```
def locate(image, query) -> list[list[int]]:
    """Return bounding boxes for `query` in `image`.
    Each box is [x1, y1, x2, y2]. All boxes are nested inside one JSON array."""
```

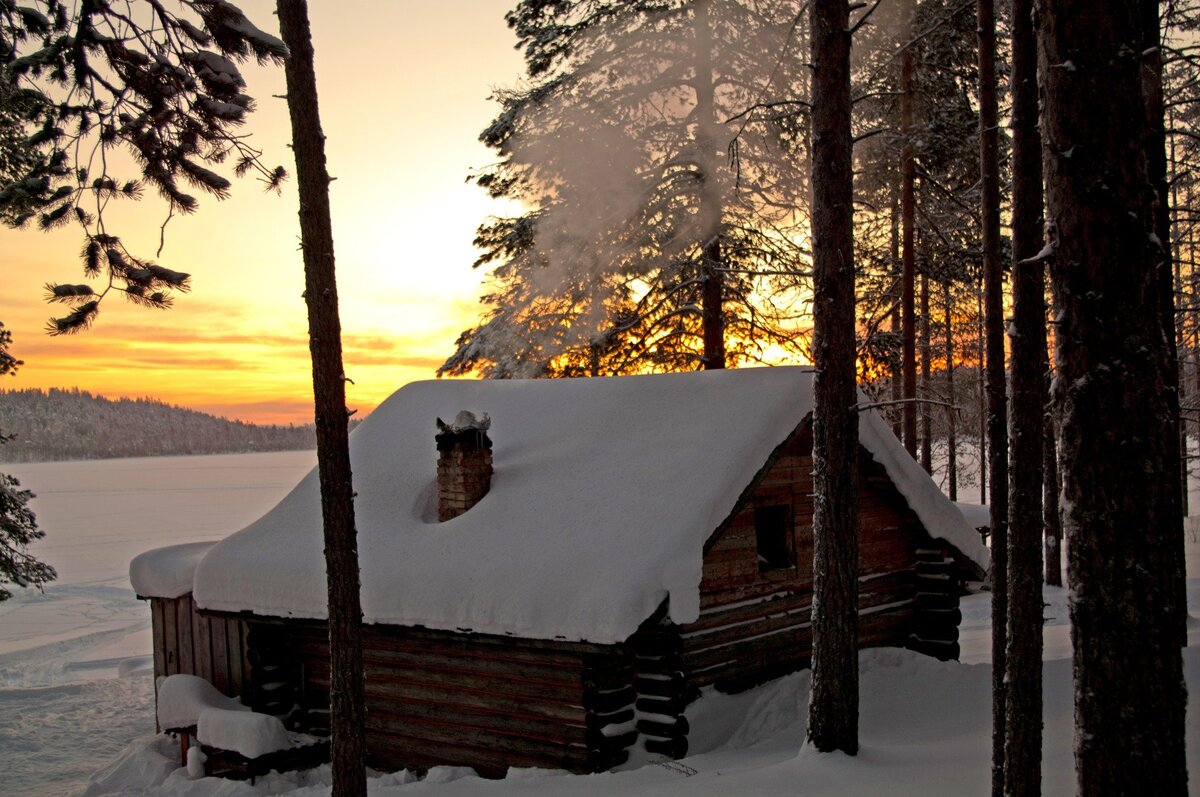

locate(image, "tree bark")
[[1004, 0, 1044, 791], [920, 272, 932, 473], [976, 1, 1008, 794], [694, 0, 725, 370], [1139, 0, 1187, 648], [276, 3, 366, 795], [891, 184, 903, 438], [945, 281, 957, 501], [978, 281, 986, 505], [1043, 354, 1062, 588], [1039, 1, 1189, 792], [806, 0, 858, 756], [901, 0, 918, 457]]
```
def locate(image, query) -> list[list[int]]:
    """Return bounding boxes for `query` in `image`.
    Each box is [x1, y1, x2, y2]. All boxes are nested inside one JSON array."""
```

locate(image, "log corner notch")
[[630, 616, 692, 760], [907, 542, 963, 661], [582, 648, 637, 771]]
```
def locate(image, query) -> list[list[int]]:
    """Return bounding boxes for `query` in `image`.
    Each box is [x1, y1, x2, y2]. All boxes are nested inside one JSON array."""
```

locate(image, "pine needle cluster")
[[0, 0, 288, 332]]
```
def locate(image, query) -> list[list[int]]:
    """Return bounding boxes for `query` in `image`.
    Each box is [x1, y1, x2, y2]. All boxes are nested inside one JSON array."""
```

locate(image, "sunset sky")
[[1, 1, 523, 424]]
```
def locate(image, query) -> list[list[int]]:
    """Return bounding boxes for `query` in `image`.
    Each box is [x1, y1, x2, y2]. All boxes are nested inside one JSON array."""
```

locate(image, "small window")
[[755, 504, 793, 572]]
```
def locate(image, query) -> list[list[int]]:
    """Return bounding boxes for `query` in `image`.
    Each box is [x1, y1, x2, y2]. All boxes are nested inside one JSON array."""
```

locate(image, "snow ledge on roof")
[[130, 541, 217, 599]]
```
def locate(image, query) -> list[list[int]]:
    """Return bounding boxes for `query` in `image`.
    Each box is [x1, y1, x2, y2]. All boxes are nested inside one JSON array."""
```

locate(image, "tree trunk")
[[276, 3, 367, 795], [1004, 0, 1044, 791], [1140, 0, 1187, 648], [694, 0, 725, 370], [1192, 180, 1199, 474], [806, 0, 858, 756], [1042, 377, 1062, 588], [901, 0, 918, 457], [945, 281, 957, 501], [891, 185, 903, 438], [1179, 124, 1197, 515], [920, 272, 932, 473], [1039, 1, 1188, 793], [978, 281, 986, 505], [1178, 208, 1190, 515], [976, 1, 1008, 794]]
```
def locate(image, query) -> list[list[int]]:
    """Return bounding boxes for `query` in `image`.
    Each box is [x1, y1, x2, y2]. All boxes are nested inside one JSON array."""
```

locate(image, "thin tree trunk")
[[1044, 211, 1063, 589], [806, 0, 858, 756], [978, 280, 986, 505], [1192, 179, 1199, 465], [1194, 205, 1199, 458], [901, 0, 918, 456], [1004, 0, 1044, 790], [945, 281, 957, 501], [694, 0, 725, 370], [1039, 1, 1188, 792], [276, 3, 366, 795], [977, 1, 1008, 793], [1172, 113, 1190, 518], [1140, 0, 1188, 647], [920, 272, 932, 473], [891, 184, 903, 437], [1043, 365, 1062, 588], [1192, 177, 1200, 456]]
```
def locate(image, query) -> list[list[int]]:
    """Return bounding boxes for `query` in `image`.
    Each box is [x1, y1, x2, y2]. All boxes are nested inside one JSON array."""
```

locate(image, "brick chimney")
[[435, 411, 493, 521]]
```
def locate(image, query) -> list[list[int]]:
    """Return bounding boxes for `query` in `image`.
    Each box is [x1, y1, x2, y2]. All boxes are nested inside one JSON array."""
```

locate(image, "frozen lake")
[[0, 451, 316, 796]]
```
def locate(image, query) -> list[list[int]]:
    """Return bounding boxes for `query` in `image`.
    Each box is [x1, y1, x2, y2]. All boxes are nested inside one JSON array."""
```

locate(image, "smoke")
[[466, 0, 818, 377]]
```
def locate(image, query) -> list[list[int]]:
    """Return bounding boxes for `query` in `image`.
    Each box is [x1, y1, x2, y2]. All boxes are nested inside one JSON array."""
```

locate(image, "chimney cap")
[[436, 410, 491, 436]]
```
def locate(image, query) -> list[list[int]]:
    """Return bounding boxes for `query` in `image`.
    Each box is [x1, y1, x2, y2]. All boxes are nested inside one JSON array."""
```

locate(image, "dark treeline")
[[0, 388, 319, 462]]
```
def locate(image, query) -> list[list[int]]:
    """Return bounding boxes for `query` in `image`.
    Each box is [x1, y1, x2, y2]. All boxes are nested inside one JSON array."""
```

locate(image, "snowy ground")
[[2, 451, 1198, 796]]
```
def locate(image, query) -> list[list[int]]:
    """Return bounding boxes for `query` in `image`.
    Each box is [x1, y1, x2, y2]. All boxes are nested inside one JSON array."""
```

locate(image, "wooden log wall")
[[148, 595, 249, 698], [268, 620, 632, 776], [683, 421, 954, 693]]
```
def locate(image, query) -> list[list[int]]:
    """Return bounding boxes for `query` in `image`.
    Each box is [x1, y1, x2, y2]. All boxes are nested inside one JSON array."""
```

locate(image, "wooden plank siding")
[[683, 420, 956, 692], [146, 595, 250, 700]]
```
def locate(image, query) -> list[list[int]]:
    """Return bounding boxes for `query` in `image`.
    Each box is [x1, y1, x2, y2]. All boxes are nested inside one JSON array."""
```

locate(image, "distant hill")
[[0, 388, 321, 463]]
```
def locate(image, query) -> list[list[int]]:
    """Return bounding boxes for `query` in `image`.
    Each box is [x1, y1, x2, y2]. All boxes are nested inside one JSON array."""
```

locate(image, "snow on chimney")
[[435, 411, 493, 521]]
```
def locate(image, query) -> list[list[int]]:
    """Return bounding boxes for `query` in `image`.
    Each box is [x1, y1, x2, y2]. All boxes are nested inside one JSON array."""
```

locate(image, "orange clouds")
[[1, 0, 522, 426]]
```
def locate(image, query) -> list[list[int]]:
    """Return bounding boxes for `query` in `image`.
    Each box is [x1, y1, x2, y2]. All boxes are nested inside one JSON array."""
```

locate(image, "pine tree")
[[853, 0, 983, 474], [0, 322, 56, 601], [0, 0, 287, 332], [442, 0, 811, 378], [0, 471, 53, 601]]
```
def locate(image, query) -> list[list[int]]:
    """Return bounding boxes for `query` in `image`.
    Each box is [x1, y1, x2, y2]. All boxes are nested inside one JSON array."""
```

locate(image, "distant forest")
[[0, 388, 321, 462]]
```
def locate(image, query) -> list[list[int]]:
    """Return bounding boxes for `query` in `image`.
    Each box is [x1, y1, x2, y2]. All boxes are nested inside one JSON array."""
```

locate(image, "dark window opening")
[[755, 504, 793, 572]]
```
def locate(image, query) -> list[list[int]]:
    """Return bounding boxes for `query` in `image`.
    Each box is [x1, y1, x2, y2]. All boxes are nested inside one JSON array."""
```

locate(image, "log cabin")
[[130, 367, 988, 777]]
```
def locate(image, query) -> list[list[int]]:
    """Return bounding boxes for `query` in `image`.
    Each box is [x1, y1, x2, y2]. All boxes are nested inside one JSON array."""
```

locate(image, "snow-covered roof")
[[130, 541, 216, 599], [189, 368, 987, 644]]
